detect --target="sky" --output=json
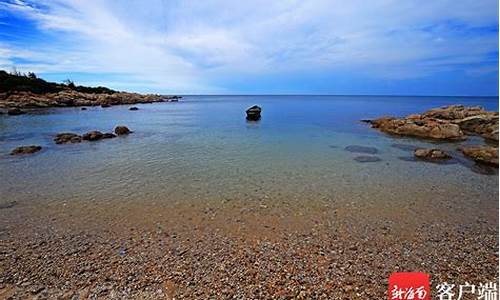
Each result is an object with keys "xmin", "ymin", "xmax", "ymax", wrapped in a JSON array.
[{"xmin": 0, "ymin": 0, "xmax": 498, "ymax": 96}]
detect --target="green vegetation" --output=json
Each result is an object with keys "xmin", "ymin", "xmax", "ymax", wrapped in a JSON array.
[{"xmin": 0, "ymin": 70, "xmax": 116, "ymax": 94}]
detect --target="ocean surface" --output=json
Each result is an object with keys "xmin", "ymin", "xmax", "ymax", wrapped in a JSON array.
[{"xmin": 0, "ymin": 95, "xmax": 498, "ymax": 210}]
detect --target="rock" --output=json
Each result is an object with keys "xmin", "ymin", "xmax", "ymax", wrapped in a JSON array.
[
  {"xmin": 81, "ymin": 107, "xmax": 87, "ymax": 110},
  {"xmin": 10, "ymin": 145, "xmax": 42, "ymax": 155},
  {"xmin": 414, "ymin": 148, "xmax": 451, "ymax": 160},
  {"xmin": 7, "ymin": 108, "xmax": 26, "ymax": 115},
  {"xmin": 454, "ymin": 114, "xmax": 498, "ymax": 141},
  {"xmin": 82, "ymin": 131, "xmax": 104, "ymax": 141},
  {"xmin": 101, "ymin": 103, "xmax": 111, "ymax": 108},
  {"xmin": 54, "ymin": 133, "xmax": 82, "ymax": 144},
  {"xmin": 422, "ymin": 105, "xmax": 487, "ymax": 120},
  {"xmin": 246, "ymin": 105, "xmax": 262, "ymax": 121},
  {"xmin": 344, "ymin": 145, "xmax": 378, "ymax": 154},
  {"xmin": 353, "ymin": 156, "xmax": 381, "ymax": 163},
  {"xmin": 102, "ymin": 133, "xmax": 117, "ymax": 139},
  {"xmin": 114, "ymin": 126, "xmax": 131, "ymax": 135},
  {"xmin": 366, "ymin": 105, "xmax": 498, "ymax": 141},
  {"xmin": 459, "ymin": 146, "xmax": 498, "ymax": 167},
  {"xmin": 129, "ymin": 107, "xmax": 139, "ymax": 111},
  {"xmin": 370, "ymin": 117, "xmax": 465, "ymax": 140}
]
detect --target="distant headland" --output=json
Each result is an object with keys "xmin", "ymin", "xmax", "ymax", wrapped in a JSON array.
[{"xmin": 0, "ymin": 70, "xmax": 180, "ymax": 111}]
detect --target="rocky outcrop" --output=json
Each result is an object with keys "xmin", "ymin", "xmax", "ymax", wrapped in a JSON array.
[
  {"xmin": 366, "ymin": 105, "xmax": 498, "ymax": 141},
  {"xmin": 114, "ymin": 126, "xmax": 131, "ymax": 135},
  {"xmin": 0, "ymin": 90, "xmax": 181, "ymax": 110},
  {"xmin": 246, "ymin": 105, "xmax": 262, "ymax": 121},
  {"xmin": 459, "ymin": 146, "xmax": 498, "ymax": 167},
  {"xmin": 414, "ymin": 148, "xmax": 451, "ymax": 160},
  {"xmin": 10, "ymin": 145, "xmax": 42, "ymax": 155},
  {"xmin": 54, "ymin": 133, "xmax": 82, "ymax": 144},
  {"xmin": 369, "ymin": 117, "xmax": 465, "ymax": 140}
]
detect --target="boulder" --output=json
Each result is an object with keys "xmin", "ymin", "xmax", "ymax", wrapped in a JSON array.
[
  {"xmin": 129, "ymin": 107, "xmax": 139, "ymax": 111},
  {"xmin": 114, "ymin": 126, "xmax": 131, "ymax": 135},
  {"xmin": 54, "ymin": 133, "xmax": 82, "ymax": 144},
  {"xmin": 7, "ymin": 108, "xmax": 26, "ymax": 115},
  {"xmin": 459, "ymin": 146, "xmax": 498, "ymax": 167},
  {"xmin": 414, "ymin": 148, "xmax": 451, "ymax": 160},
  {"xmin": 246, "ymin": 105, "xmax": 262, "ymax": 121},
  {"xmin": 10, "ymin": 145, "xmax": 42, "ymax": 155},
  {"xmin": 82, "ymin": 131, "xmax": 104, "ymax": 141}
]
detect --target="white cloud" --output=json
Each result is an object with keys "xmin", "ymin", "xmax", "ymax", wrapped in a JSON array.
[{"xmin": 0, "ymin": 0, "xmax": 497, "ymax": 93}]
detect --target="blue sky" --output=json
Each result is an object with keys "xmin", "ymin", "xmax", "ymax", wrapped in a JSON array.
[{"xmin": 0, "ymin": 0, "xmax": 498, "ymax": 96}]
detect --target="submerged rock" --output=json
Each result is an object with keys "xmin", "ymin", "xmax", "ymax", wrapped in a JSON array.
[
  {"xmin": 246, "ymin": 105, "xmax": 262, "ymax": 121},
  {"xmin": 82, "ymin": 131, "xmax": 104, "ymax": 141},
  {"xmin": 129, "ymin": 107, "xmax": 139, "ymax": 111},
  {"xmin": 7, "ymin": 108, "xmax": 26, "ymax": 115},
  {"xmin": 391, "ymin": 143, "xmax": 420, "ymax": 151},
  {"xmin": 459, "ymin": 145, "xmax": 498, "ymax": 167},
  {"xmin": 414, "ymin": 148, "xmax": 451, "ymax": 160},
  {"xmin": 114, "ymin": 126, "xmax": 131, "ymax": 135},
  {"xmin": 344, "ymin": 145, "xmax": 378, "ymax": 154},
  {"xmin": 10, "ymin": 145, "xmax": 42, "ymax": 155},
  {"xmin": 353, "ymin": 156, "xmax": 381, "ymax": 163},
  {"xmin": 81, "ymin": 107, "xmax": 87, "ymax": 110},
  {"xmin": 54, "ymin": 133, "xmax": 82, "ymax": 144}
]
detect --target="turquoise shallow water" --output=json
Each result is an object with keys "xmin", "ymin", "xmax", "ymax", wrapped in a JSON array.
[{"xmin": 0, "ymin": 95, "xmax": 498, "ymax": 208}]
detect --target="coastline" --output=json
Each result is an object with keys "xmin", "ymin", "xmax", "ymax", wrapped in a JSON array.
[{"xmin": 0, "ymin": 95, "xmax": 498, "ymax": 299}]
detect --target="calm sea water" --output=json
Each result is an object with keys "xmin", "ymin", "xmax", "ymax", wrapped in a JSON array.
[{"xmin": 0, "ymin": 95, "xmax": 498, "ymax": 208}]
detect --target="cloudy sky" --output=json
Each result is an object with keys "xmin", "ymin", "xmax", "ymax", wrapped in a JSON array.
[{"xmin": 0, "ymin": 0, "xmax": 498, "ymax": 95}]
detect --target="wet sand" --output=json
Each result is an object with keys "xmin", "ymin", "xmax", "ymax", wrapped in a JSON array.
[{"xmin": 0, "ymin": 182, "xmax": 497, "ymax": 299}]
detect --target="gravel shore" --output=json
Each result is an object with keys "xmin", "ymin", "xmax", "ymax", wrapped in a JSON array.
[{"xmin": 0, "ymin": 191, "xmax": 497, "ymax": 299}]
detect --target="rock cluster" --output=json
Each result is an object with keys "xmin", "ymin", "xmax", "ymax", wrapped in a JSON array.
[
  {"xmin": 0, "ymin": 90, "xmax": 180, "ymax": 110},
  {"xmin": 366, "ymin": 105, "xmax": 498, "ymax": 141},
  {"xmin": 365, "ymin": 105, "xmax": 499, "ymax": 168},
  {"xmin": 54, "ymin": 127, "xmax": 129, "ymax": 144},
  {"xmin": 10, "ymin": 145, "xmax": 42, "ymax": 155}
]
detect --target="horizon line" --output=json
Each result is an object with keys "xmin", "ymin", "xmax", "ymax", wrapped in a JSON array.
[{"xmin": 173, "ymin": 94, "xmax": 499, "ymax": 98}]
